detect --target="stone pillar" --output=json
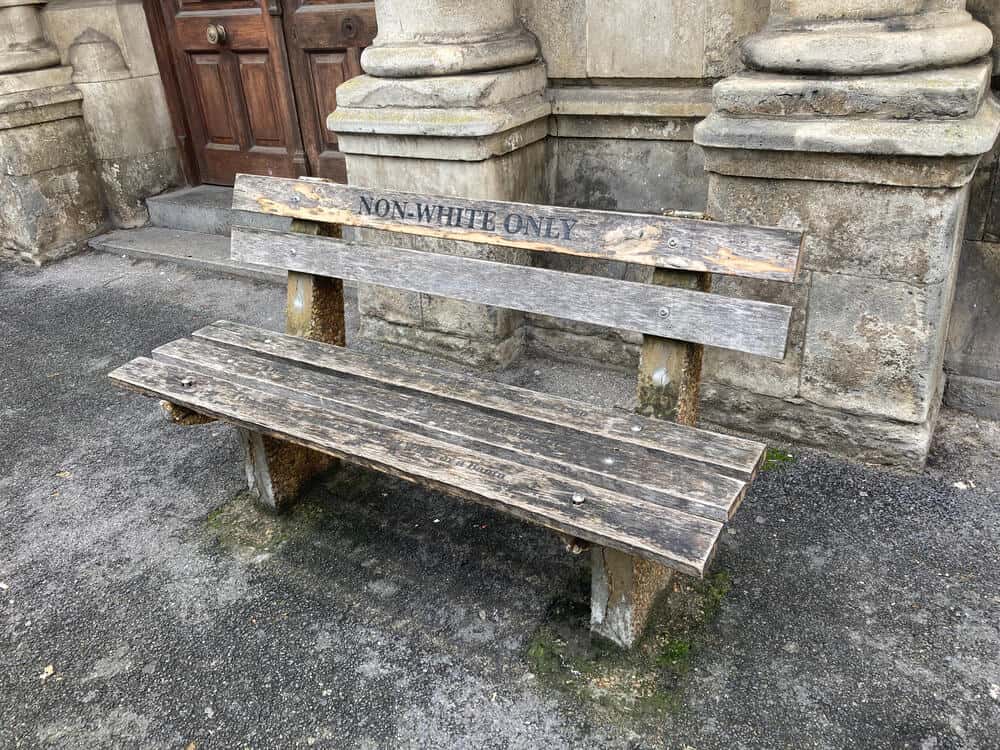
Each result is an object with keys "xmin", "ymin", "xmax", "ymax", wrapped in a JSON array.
[
  {"xmin": 0, "ymin": 0, "xmax": 59, "ymax": 73},
  {"xmin": 694, "ymin": 1, "xmax": 1000, "ymax": 466},
  {"xmin": 0, "ymin": 0, "xmax": 104, "ymax": 263},
  {"xmin": 329, "ymin": 0, "xmax": 548, "ymax": 366},
  {"xmin": 968, "ymin": 0, "xmax": 1000, "ymax": 74}
]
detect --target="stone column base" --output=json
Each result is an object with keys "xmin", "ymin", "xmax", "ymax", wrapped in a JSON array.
[
  {"xmin": 330, "ymin": 63, "xmax": 549, "ymax": 367},
  {"xmin": 701, "ymin": 380, "xmax": 942, "ymax": 468},
  {"xmin": 0, "ymin": 68, "xmax": 106, "ymax": 264}
]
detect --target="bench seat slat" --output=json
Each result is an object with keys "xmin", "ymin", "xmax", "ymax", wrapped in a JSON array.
[
  {"xmin": 152, "ymin": 336, "xmax": 750, "ymax": 522},
  {"xmin": 232, "ymin": 174, "xmax": 803, "ymax": 282},
  {"xmin": 231, "ymin": 226, "xmax": 793, "ymax": 359},
  {"xmin": 194, "ymin": 321, "xmax": 767, "ymax": 478},
  {"xmin": 109, "ymin": 356, "xmax": 723, "ymax": 576}
]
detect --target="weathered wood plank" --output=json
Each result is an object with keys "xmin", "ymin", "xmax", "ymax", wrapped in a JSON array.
[
  {"xmin": 232, "ymin": 174, "xmax": 803, "ymax": 282},
  {"xmin": 232, "ymin": 226, "xmax": 793, "ymax": 359},
  {"xmin": 194, "ymin": 320, "xmax": 767, "ymax": 480},
  {"xmin": 109, "ymin": 357, "xmax": 723, "ymax": 576},
  {"xmin": 152, "ymin": 336, "xmax": 748, "ymax": 521}
]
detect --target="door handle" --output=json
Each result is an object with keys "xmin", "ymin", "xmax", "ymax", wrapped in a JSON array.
[{"xmin": 206, "ymin": 23, "xmax": 227, "ymax": 45}]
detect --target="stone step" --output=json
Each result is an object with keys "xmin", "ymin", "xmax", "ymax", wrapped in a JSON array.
[
  {"xmin": 89, "ymin": 227, "xmax": 283, "ymax": 283},
  {"xmin": 147, "ymin": 185, "xmax": 290, "ymax": 237}
]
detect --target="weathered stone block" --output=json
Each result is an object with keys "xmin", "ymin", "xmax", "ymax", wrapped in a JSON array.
[
  {"xmin": 520, "ymin": 0, "xmax": 767, "ymax": 80},
  {"xmin": 516, "ymin": 0, "xmax": 586, "ymax": 79},
  {"xmin": 707, "ymin": 174, "xmax": 969, "ymax": 285},
  {"xmin": 801, "ymin": 272, "xmax": 955, "ymax": 423},
  {"xmin": 76, "ymin": 75, "xmax": 176, "ymax": 160},
  {"xmin": 700, "ymin": 380, "xmax": 939, "ymax": 468},
  {"xmin": 344, "ymin": 141, "xmax": 545, "ymax": 366},
  {"xmin": 945, "ymin": 240, "xmax": 1000, "ymax": 383},
  {"xmin": 42, "ymin": 0, "xmax": 161, "ymax": 78},
  {"xmin": 945, "ymin": 374, "xmax": 1000, "ymax": 421},
  {"xmin": 0, "ymin": 111, "xmax": 92, "ymax": 175},
  {"xmin": 529, "ymin": 137, "xmax": 708, "ymax": 366},
  {"xmin": 713, "ymin": 63, "xmax": 991, "ymax": 120},
  {"xmin": 983, "ymin": 158, "xmax": 1000, "ymax": 243},
  {"xmin": 96, "ymin": 148, "xmax": 181, "ymax": 229},
  {"xmin": 704, "ymin": 0, "xmax": 770, "ymax": 78},
  {"xmin": 703, "ymin": 270, "xmax": 811, "ymax": 400},
  {"xmin": 0, "ymin": 163, "xmax": 105, "ymax": 263},
  {"xmin": 703, "ymin": 147, "xmax": 980, "ymax": 189},
  {"xmin": 964, "ymin": 138, "xmax": 997, "ymax": 242},
  {"xmin": 356, "ymin": 278, "xmax": 423, "ymax": 327},
  {"xmin": 551, "ymin": 138, "xmax": 707, "ymax": 214},
  {"xmin": 586, "ymin": 0, "xmax": 705, "ymax": 78}
]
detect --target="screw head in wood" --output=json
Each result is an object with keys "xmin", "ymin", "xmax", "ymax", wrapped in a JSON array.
[
  {"xmin": 667, "ymin": 238, "xmax": 679, "ymax": 249},
  {"xmin": 658, "ymin": 307, "xmax": 670, "ymax": 319},
  {"xmin": 572, "ymin": 493, "xmax": 585, "ymax": 505},
  {"xmin": 180, "ymin": 376, "xmax": 195, "ymax": 388}
]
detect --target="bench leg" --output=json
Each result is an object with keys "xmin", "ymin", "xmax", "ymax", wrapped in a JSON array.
[
  {"xmin": 590, "ymin": 547, "xmax": 674, "ymax": 648},
  {"xmin": 239, "ymin": 218, "xmax": 345, "ymax": 513},
  {"xmin": 241, "ymin": 430, "xmax": 335, "ymax": 512}
]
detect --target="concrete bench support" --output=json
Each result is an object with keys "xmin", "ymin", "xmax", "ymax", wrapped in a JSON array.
[{"xmin": 591, "ymin": 547, "xmax": 674, "ymax": 648}]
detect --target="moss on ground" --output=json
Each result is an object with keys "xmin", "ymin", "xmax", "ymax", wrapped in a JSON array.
[
  {"xmin": 763, "ymin": 447, "xmax": 795, "ymax": 471},
  {"xmin": 525, "ymin": 567, "xmax": 732, "ymax": 722}
]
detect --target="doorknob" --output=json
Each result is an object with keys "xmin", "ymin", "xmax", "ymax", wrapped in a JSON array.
[{"xmin": 206, "ymin": 23, "xmax": 227, "ymax": 45}]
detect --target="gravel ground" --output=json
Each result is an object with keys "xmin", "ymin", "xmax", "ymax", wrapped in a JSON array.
[{"xmin": 1, "ymin": 252, "xmax": 999, "ymax": 749}]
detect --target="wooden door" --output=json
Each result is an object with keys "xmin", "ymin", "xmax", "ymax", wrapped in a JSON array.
[
  {"xmin": 159, "ymin": 0, "xmax": 306, "ymax": 185},
  {"xmin": 282, "ymin": 0, "xmax": 376, "ymax": 182}
]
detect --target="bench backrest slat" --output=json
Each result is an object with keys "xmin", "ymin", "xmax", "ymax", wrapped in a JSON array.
[
  {"xmin": 233, "ymin": 227, "xmax": 794, "ymax": 359},
  {"xmin": 232, "ymin": 174, "xmax": 802, "ymax": 283}
]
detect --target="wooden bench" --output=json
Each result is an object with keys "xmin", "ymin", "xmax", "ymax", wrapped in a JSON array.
[{"xmin": 110, "ymin": 174, "xmax": 803, "ymax": 648}]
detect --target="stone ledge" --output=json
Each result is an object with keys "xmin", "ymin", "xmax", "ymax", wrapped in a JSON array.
[
  {"xmin": 550, "ymin": 116, "xmax": 697, "ymax": 142},
  {"xmin": 695, "ymin": 95, "xmax": 1000, "ymax": 158},
  {"xmin": 329, "ymin": 93, "xmax": 551, "ymax": 139},
  {"xmin": 944, "ymin": 374, "xmax": 1000, "ymax": 421},
  {"xmin": 360, "ymin": 29, "xmax": 539, "ymax": 78},
  {"xmin": 701, "ymin": 147, "xmax": 980, "ymax": 188},
  {"xmin": 0, "ymin": 65, "xmax": 71, "ymax": 95},
  {"xmin": 547, "ymin": 85, "xmax": 713, "ymax": 119},
  {"xmin": 335, "ymin": 118, "xmax": 548, "ymax": 161},
  {"xmin": 712, "ymin": 62, "xmax": 992, "ymax": 120},
  {"xmin": 700, "ymin": 380, "xmax": 939, "ymax": 469},
  {"xmin": 0, "ymin": 84, "xmax": 83, "ymax": 130},
  {"xmin": 336, "ymin": 64, "xmax": 546, "ymax": 110}
]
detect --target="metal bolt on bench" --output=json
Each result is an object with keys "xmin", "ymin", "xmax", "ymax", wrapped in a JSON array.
[{"xmin": 110, "ymin": 174, "xmax": 804, "ymax": 649}]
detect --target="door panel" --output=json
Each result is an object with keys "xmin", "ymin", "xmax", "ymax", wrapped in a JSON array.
[
  {"xmin": 160, "ymin": 0, "xmax": 305, "ymax": 185},
  {"xmin": 191, "ymin": 54, "xmax": 239, "ymax": 146},
  {"xmin": 284, "ymin": 0, "xmax": 374, "ymax": 182},
  {"xmin": 239, "ymin": 54, "xmax": 284, "ymax": 146}
]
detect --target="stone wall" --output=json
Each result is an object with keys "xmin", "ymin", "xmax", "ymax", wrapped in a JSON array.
[
  {"xmin": 946, "ymin": 12, "xmax": 999, "ymax": 421},
  {"xmin": 43, "ymin": 0, "xmax": 180, "ymax": 227},
  {"xmin": 0, "ymin": 1, "xmax": 106, "ymax": 264},
  {"xmin": 511, "ymin": 0, "xmax": 1000, "ymax": 467},
  {"xmin": 323, "ymin": 0, "xmax": 999, "ymax": 469},
  {"xmin": 517, "ymin": 0, "xmax": 769, "ymax": 363}
]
